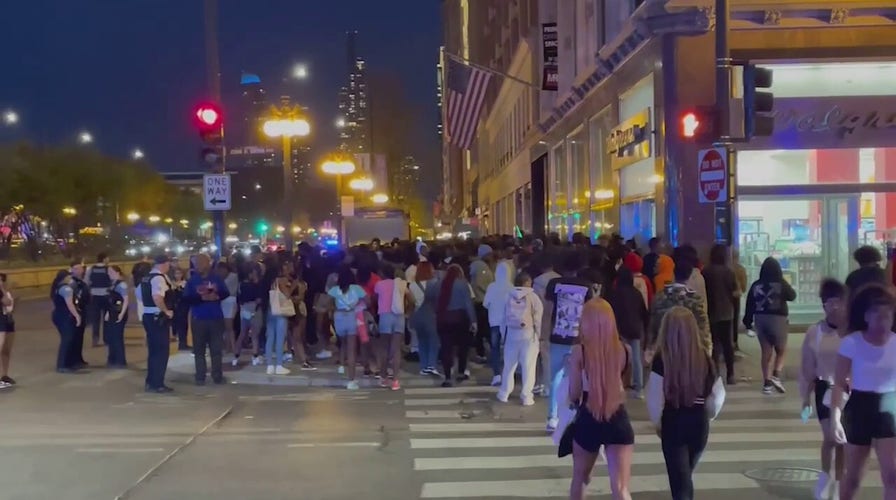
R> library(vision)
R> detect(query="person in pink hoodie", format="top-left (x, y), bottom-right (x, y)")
top-left (622, 252), bottom-right (654, 309)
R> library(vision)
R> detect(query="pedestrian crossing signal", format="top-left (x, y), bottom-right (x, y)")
top-left (680, 106), bottom-right (718, 142)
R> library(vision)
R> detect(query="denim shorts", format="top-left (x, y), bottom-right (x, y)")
top-left (333, 310), bottom-right (358, 337)
top-left (378, 312), bottom-right (405, 334)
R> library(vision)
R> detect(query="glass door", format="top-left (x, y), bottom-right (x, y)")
top-left (824, 196), bottom-right (860, 281)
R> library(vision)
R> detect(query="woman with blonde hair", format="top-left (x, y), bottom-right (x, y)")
top-left (647, 307), bottom-right (726, 500)
top-left (567, 299), bottom-right (634, 500)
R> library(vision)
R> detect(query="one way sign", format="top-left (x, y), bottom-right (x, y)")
top-left (203, 174), bottom-right (232, 211)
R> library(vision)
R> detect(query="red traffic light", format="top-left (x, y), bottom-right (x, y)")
top-left (193, 103), bottom-right (223, 130)
top-left (679, 106), bottom-right (718, 141)
top-left (681, 112), bottom-right (700, 138)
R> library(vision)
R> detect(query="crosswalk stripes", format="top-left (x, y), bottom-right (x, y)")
top-left (402, 383), bottom-right (874, 499)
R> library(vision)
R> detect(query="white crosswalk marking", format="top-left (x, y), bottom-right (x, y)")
top-left (402, 383), bottom-right (866, 499)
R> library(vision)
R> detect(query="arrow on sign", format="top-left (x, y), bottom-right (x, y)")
top-left (208, 198), bottom-right (227, 205)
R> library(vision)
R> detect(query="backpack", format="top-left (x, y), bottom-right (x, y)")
top-left (505, 293), bottom-right (530, 329)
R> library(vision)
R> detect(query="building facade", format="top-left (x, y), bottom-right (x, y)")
top-left (338, 31), bottom-right (371, 154)
top-left (238, 73), bottom-right (268, 148)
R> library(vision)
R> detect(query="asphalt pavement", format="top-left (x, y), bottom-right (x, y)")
top-left (0, 298), bottom-right (885, 499)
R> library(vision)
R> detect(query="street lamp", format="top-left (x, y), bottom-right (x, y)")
top-left (371, 193), bottom-right (389, 204)
top-left (228, 222), bottom-right (237, 230)
top-left (320, 152), bottom-right (357, 247)
top-left (126, 212), bottom-right (140, 222)
top-left (132, 148), bottom-right (145, 160)
top-left (148, 215), bottom-right (161, 223)
top-left (62, 207), bottom-right (77, 216)
top-left (349, 177), bottom-right (374, 192)
top-left (263, 104), bottom-right (311, 254)
top-left (2, 110), bottom-right (18, 126)
top-left (292, 63), bottom-right (309, 80)
top-left (78, 131), bottom-right (93, 144)
top-left (335, 117), bottom-right (346, 129)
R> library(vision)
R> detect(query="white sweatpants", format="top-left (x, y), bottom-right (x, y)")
top-left (498, 336), bottom-right (539, 403)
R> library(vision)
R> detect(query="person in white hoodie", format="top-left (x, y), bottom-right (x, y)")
top-left (483, 261), bottom-right (514, 386)
top-left (496, 272), bottom-right (543, 406)
top-left (532, 254), bottom-right (560, 396)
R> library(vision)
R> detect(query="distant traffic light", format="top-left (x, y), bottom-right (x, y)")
top-left (679, 106), bottom-right (718, 142)
top-left (193, 102), bottom-right (224, 169)
top-left (256, 220), bottom-right (269, 233)
top-left (743, 64), bottom-right (774, 138)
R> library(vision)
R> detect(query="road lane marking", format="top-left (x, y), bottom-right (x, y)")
top-left (404, 386), bottom-right (499, 395)
top-left (404, 398), bottom-right (491, 406)
top-left (411, 432), bottom-right (821, 449)
top-left (408, 418), bottom-right (808, 433)
top-left (286, 442), bottom-right (380, 448)
top-left (406, 410), bottom-right (483, 418)
top-left (76, 448), bottom-right (164, 453)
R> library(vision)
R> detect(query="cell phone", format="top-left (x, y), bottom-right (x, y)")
top-left (800, 406), bottom-right (813, 423)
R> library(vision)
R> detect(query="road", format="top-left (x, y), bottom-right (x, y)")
top-left (0, 298), bottom-right (884, 499)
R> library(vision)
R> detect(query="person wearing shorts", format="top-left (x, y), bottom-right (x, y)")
top-left (744, 257), bottom-right (795, 395)
top-left (0, 273), bottom-right (15, 388)
top-left (328, 266), bottom-right (367, 391)
top-left (373, 264), bottom-right (406, 391)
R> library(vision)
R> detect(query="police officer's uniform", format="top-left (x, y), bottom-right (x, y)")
top-left (87, 261), bottom-right (111, 346)
top-left (51, 273), bottom-right (79, 372)
top-left (141, 255), bottom-right (175, 392)
top-left (69, 274), bottom-right (89, 367)
top-left (105, 278), bottom-right (129, 367)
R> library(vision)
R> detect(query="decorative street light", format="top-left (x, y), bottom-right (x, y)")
top-left (263, 104), bottom-right (312, 253)
top-left (126, 212), bottom-right (140, 222)
top-left (348, 177), bottom-right (374, 192)
top-left (148, 215), bottom-right (161, 223)
top-left (320, 152), bottom-right (358, 246)
top-left (62, 207), bottom-right (77, 216)
top-left (371, 193), bottom-right (389, 204)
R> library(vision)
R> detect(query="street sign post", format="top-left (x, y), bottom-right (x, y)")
top-left (698, 147), bottom-right (727, 204)
top-left (203, 174), bottom-right (232, 211)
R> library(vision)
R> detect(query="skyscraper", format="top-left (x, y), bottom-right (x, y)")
top-left (392, 156), bottom-right (421, 207)
top-left (337, 31), bottom-right (371, 153)
top-left (239, 73), bottom-right (268, 147)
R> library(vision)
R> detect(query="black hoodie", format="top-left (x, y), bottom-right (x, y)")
top-left (609, 268), bottom-right (649, 342)
top-left (743, 257), bottom-right (796, 327)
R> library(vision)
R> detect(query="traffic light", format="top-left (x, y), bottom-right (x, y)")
top-left (679, 106), bottom-right (718, 142)
top-left (743, 64), bottom-right (774, 138)
top-left (256, 220), bottom-right (269, 233)
top-left (193, 102), bottom-right (224, 169)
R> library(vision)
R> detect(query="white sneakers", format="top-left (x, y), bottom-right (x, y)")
top-left (546, 417), bottom-right (559, 432)
top-left (231, 357), bottom-right (239, 367)
top-left (491, 375), bottom-right (502, 386)
top-left (266, 365), bottom-right (275, 375)
top-left (266, 365), bottom-right (291, 375)
top-left (316, 350), bottom-right (333, 360)
top-left (814, 471), bottom-right (839, 500)
top-left (251, 356), bottom-right (263, 366)
top-left (346, 380), bottom-right (360, 390)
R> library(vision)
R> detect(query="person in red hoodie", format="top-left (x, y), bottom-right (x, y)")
top-left (621, 252), bottom-right (655, 309)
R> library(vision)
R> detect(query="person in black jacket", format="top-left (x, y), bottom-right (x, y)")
top-left (845, 245), bottom-right (888, 298)
top-left (610, 267), bottom-right (649, 398)
top-left (744, 257), bottom-right (796, 395)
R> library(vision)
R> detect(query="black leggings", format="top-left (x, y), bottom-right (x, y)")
top-left (710, 320), bottom-right (735, 379)
top-left (437, 310), bottom-right (471, 379)
top-left (661, 406), bottom-right (710, 500)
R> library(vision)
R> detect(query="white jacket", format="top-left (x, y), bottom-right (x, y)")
top-left (483, 261), bottom-right (514, 328)
top-left (503, 286), bottom-right (543, 342)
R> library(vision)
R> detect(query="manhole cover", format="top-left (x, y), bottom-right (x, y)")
top-left (744, 467), bottom-right (820, 482)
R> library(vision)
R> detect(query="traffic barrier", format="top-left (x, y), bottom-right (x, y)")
top-left (0, 261), bottom-right (138, 292)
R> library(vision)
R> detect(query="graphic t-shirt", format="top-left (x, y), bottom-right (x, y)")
top-left (546, 276), bottom-right (599, 345)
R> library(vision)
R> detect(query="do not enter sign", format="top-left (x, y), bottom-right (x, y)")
top-left (698, 147), bottom-right (728, 203)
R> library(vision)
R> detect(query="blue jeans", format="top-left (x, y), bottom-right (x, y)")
top-left (142, 314), bottom-right (170, 389)
top-left (265, 314), bottom-right (288, 365)
top-left (623, 338), bottom-right (643, 391)
top-left (411, 311), bottom-right (439, 369)
top-left (489, 326), bottom-right (503, 376)
top-left (548, 343), bottom-right (573, 420)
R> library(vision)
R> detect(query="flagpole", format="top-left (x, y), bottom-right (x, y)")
top-left (445, 52), bottom-right (542, 90)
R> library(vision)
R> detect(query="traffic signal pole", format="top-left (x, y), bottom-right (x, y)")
top-left (714, 0), bottom-right (735, 246)
top-left (204, 0), bottom-right (225, 260)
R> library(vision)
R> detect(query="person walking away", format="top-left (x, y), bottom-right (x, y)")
top-left (86, 253), bottom-right (111, 347)
top-left (831, 284), bottom-right (896, 499)
top-left (533, 253), bottom-right (561, 396)
top-left (409, 261), bottom-right (439, 375)
top-left (567, 299), bottom-right (635, 500)
top-left (653, 254), bottom-right (675, 292)
top-left (743, 257), bottom-right (796, 394)
top-left (702, 244), bottom-right (738, 385)
top-left (496, 272), bottom-right (543, 406)
top-left (0, 273), bottom-right (16, 386)
top-left (435, 263), bottom-right (477, 387)
top-left (51, 267), bottom-right (83, 373)
top-left (678, 245), bottom-right (707, 313)
top-left (139, 255), bottom-right (175, 392)
top-left (646, 307), bottom-right (726, 500)
top-left (170, 267), bottom-right (190, 351)
top-left (621, 252), bottom-right (654, 308)
top-left (845, 245), bottom-right (889, 299)
top-left (103, 266), bottom-right (129, 368)
top-left (184, 254), bottom-right (229, 385)
top-left (314, 272), bottom-right (338, 364)
top-left (234, 265), bottom-right (264, 366)
top-left (799, 279), bottom-right (847, 500)
top-left (471, 246), bottom-right (496, 361)
top-left (731, 249), bottom-right (748, 350)
top-left (70, 261), bottom-right (90, 367)
top-left (545, 251), bottom-right (600, 431)
top-left (610, 268), bottom-right (649, 399)
top-left (642, 237), bottom-right (661, 282)
top-left (288, 264), bottom-right (314, 370)
top-left (649, 255), bottom-right (711, 363)
top-left (373, 264), bottom-right (407, 390)
top-left (327, 266), bottom-right (368, 390)
top-left (216, 262), bottom-right (239, 355)
top-left (483, 260), bottom-right (514, 386)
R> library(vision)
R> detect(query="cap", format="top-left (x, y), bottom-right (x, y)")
top-left (153, 254), bottom-right (170, 265)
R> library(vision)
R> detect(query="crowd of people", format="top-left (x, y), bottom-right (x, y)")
top-left (33, 231), bottom-right (896, 499)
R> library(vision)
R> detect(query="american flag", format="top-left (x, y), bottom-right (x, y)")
top-left (445, 57), bottom-right (491, 150)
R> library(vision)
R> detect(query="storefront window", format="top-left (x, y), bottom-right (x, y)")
top-left (620, 199), bottom-right (655, 245)
top-left (551, 144), bottom-right (567, 217)
top-left (569, 127), bottom-right (588, 216)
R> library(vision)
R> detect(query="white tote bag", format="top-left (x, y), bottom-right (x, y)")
top-left (269, 282), bottom-right (296, 317)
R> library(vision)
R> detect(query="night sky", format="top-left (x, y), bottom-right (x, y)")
top-left (0, 0), bottom-right (442, 185)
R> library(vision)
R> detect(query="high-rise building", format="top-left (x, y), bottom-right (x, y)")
top-left (337, 31), bottom-right (371, 153)
top-left (392, 156), bottom-right (421, 207)
top-left (239, 73), bottom-right (268, 147)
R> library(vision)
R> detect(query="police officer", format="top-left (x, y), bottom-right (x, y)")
top-left (70, 260), bottom-right (90, 368)
top-left (86, 252), bottom-right (111, 347)
top-left (141, 255), bottom-right (175, 393)
top-left (104, 265), bottom-right (129, 367)
top-left (51, 261), bottom-right (85, 373)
